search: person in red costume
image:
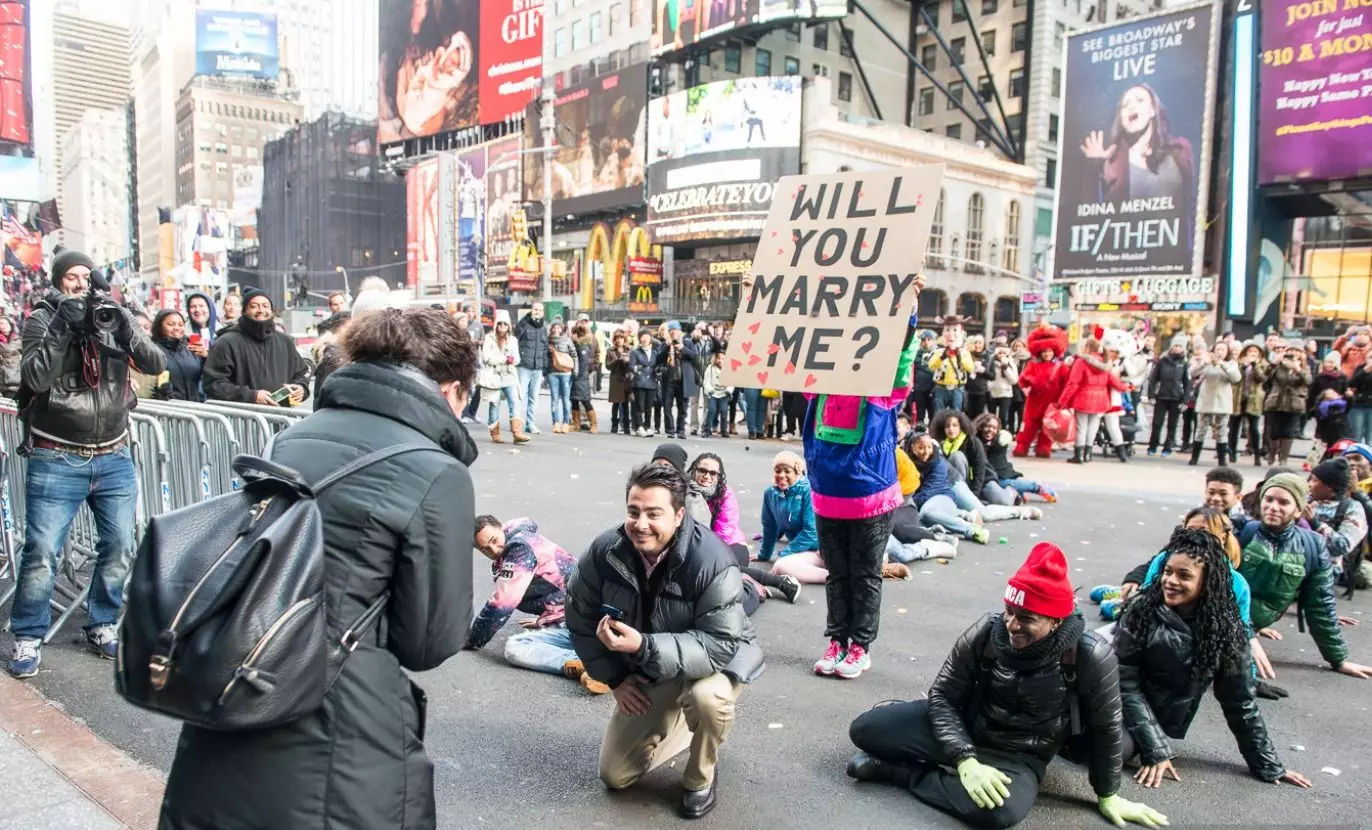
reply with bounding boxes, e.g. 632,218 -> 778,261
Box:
1015,326 -> 1069,458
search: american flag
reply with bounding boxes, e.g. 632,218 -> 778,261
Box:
0,213 -> 34,244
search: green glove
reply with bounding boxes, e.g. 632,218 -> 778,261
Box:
956,757 -> 1012,809
1099,794 -> 1169,828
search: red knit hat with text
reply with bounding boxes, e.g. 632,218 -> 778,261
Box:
1004,543 -> 1075,619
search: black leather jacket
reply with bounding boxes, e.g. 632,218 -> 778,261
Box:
1115,606 -> 1285,780
20,291 -> 164,448
928,613 -> 1125,799
1147,353 -> 1190,401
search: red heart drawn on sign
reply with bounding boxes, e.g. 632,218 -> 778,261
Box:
757,371 -> 769,385
748,321 -> 761,335
804,373 -> 818,388
777,248 -> 785,255
730,358 -> 742,371
767,343 -> 780,355
748,354 -> 762,366
740,341 -> 753,354
770,230 -> 778,238
784,362 -> 797,375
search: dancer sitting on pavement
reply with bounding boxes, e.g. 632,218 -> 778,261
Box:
972,413 -> 1057,506
467,516 -> 609,695
1306,458 -> 1368,595
1115,527 -> 1312,791
1013,325 -> 1069,459
906,432 -> 991,545
1343,443 -> 1372,494
757,450 -> 824,581
931,409 -> 991,494
890,436 -> 963,555
846,543 -> 1168,830
916,425 -> 1041,522
565,463 -> 765,819
1201,465 -> 1249,526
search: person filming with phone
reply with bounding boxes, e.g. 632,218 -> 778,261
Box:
8,249 -> 165,678
565,463 -> 765,820
203,288 -> 310,407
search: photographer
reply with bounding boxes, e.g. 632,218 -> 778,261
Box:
8,250 -> 164,678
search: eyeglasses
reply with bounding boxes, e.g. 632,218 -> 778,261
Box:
694,469 -> 720,480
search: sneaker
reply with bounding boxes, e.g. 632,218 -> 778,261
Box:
1037,485 -> 1058,504
85,624 -> 117,659
833,644 -> 870,679
1090,585 -> 1122,604
1100,598 -> 1123,621
8,638 -> 41,679
814,640 -> 846,676
1018,507 -> 1043,521
778,575 -> 803,604
1160,449 -> 1172,457
527,424 -> 541,435
969,527 -> 991,545
882,562 -> 911,580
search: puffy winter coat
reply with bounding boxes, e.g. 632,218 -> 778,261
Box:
565,515 -> 765,689
1115,606 -> 1285,781
571,334 -> 597,401
157,361 -> 478,830
478,333 -> 519,390
927,613 -> 1124,799
911,448 -> 957,509
153,336 -> 204,402
1059,354 -> 1128,415
1257,361 -> 1311,413
1147,353 -> 1190,401
1307,370 -> 1347,416
1349,364 -> 1372,408
982,430 -> 1020,481
514,315 -> 548,371
202,318 -> 310,404
466,518 -> 577,650
988,356 -> 1019,398
1238,521 -> 1347,667
758,477 -> 819,560
629,344 -> 660,390
1195,359 -> 1241,415
708,485 -> 746,547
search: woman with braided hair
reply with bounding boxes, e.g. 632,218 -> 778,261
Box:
1114,527 -> 1312,791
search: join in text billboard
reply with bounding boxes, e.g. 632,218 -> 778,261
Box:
1258,0 -> 1372,184
646,76 -> 802,244
195,10 -> 279,80
1050,2 -> 1219,281
523,66 -> 647,216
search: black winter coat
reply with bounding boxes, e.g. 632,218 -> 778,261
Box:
982,434 -> 1020,481
571,335 -> 596,402
202,318 -> 310,404
1308,370 -> 1348,417
153,337 -> 204,402
1148,353 -> 1190,401
1115,606 -> 1285,780
514,315 -> 548,371
1349,365 -> 1372,409
657,337 -> 702,398
928,613 -> 1124,798
158,362 -> 478,830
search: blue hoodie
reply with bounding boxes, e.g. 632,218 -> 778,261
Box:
758,476 -> 819,561
186,291 -> 219,343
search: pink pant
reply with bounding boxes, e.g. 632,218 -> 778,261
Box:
769,552 -> 827,584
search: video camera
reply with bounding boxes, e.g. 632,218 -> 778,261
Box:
81,282 -> 123,335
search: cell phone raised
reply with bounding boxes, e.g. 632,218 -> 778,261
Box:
270,386 -> 293,404
599,604 -> 626,622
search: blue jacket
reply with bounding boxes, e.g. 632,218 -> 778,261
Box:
758,476 -> 819,561
1142,551 -> 1253,631
911,450 -> 956,509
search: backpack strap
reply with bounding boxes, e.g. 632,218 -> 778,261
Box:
312,443 -> 447,494
1061,644 -> 1082,736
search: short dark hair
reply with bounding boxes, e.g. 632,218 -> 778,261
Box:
1205,466 -> 1244,491
341,307 -> 477,387
474,515 -> 501,536
328,292 -> 345,302
626,462 -> 687,511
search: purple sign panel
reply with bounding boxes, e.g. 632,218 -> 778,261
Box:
1259,0 -> 1372,184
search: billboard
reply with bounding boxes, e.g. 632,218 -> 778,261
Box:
379,0 -> 481,144
523,66 -> 647,216
479,0 -> 543,125
458,146 -> 486,291
646,76 -> 802,244
485,136 -> 521,289
1258,0 -> 1372,185
0,0 -> 31,147
231,164 -> 263,235
406,157 -> 440,290
1050,2 -> 1219,281
652,1 -> 848,55
195,10 -> 279,80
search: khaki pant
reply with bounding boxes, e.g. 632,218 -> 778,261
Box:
598,672 -> 741,792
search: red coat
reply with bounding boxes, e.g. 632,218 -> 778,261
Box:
1058,356 -> 1128,414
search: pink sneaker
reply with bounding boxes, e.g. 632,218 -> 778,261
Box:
834,644 -> 870,679
813,640 -> 846,676
1037,485 -> 1058,504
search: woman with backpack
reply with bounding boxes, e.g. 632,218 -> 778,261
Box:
157,307 -> 479,830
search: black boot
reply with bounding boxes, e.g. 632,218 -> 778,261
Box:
1216,442 -> 1229,467
1115,443 -> 1129,463
1084,446 -> 1094,463
1188,441 -> 1203,466
847,752 -> 916,787
1068,446 -> 1084,464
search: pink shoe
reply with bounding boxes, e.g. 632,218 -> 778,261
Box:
834,644 -> 870,679
814,640 -> 845,676
1037,485 -> 1058,504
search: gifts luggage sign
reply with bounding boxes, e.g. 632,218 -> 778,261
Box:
722,166 -> 944,396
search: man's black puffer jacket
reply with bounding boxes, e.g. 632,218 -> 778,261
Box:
927,612 -> 1125,798
1114,604 -> 1286,780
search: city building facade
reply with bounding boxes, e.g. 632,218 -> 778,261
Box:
173,77 -> 301,210
59,109 -> 132,270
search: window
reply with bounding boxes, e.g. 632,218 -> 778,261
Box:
919,288 -> 950,319
1012,21 -> 1028,51
927,190 -> 945,267
590,11 -> 603,43
230,144 -> 241,156
982,0 -> 998,12
966,193 -> 985,266
978,74 -> 994,101
946,123 -> 962,140
247,146 -> 259,159
921,44 -> 937,70
1007,112 -> 1023,138
609,2 -> 622,36
1045,158 -> 1057,189
1013,0 -> 1026,5
953,1 -> 967,23
1048,114 -> 1059,143
724,45 -> 741,73
812,62 -> 829,77
1004,200 -> 1022,273
555,0 -> 566,13
1051,67 -> 1062,97
951,37 -> 966,64
784,56 -> 800,75
982,29 -> 996,57
814,24 -> 828,50
629,0 -> 641,25
756,48 -> 772,75
1009,68 -> 1025,98
571,19 -> 585,50
215,142 -> 228,153
947,80 -> 964,110
786,22 -> 801,42
919,87 -> 935,116
957,293 -> 986,323
839,30 -> 853,57
838,71 -> 853,101
994,297 -> 1020,334
1055,22 -> 1066,49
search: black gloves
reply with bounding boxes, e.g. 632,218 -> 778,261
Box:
1255,680 -> 1289,700
56,297 -> 86,328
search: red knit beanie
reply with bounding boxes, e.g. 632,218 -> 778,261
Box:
1005,543 -> 1075,619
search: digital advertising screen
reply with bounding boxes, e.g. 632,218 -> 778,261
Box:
379,0 -> 481,144
479,0 -> 543,125
195,10 -> 280,80
645,76 -> 802,244
652,0 -> 756,57
485,136 -> 522,286
0,0 -> 31,148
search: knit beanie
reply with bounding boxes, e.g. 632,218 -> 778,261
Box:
652,443 -> 688,473
1312,458 -> 1351,496
241,287 -> 272,311
1260,472 -> 1308,514
1343,443 -> 1372,467
1169,333 -> 1189,352
50,249 -> 95,286
1005,543 -> 1076,619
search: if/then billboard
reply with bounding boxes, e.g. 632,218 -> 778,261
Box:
195,10 -> 279,80
646,76 -> 802,244
1258,0 -> 1372,185
1050,1 -> 1220,281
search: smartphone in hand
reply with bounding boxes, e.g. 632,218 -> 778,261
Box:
270,386 -> 293,404
600,604 -> 626,622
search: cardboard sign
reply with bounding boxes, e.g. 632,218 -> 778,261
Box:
721,166 -> 944,396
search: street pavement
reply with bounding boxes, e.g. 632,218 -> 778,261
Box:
6,411 -> 1372,829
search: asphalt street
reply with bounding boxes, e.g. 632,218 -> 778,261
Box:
8,426 -> 1372,830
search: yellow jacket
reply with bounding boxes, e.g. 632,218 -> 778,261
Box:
927,347 -> 975,389
897,447 -> 921,497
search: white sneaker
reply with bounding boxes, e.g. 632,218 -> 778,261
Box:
526,424 -> 541,435
8,638 -> 41,678
925,539 -> 958,560
1018,507 -> 1043,520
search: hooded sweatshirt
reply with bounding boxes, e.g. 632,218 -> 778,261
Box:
202,313 -> 310,403
758,476 -> 819,560
465,517 -> 579,650
185,291 -> 219,344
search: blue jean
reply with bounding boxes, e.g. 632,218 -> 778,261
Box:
704,396 -> 730,435
484,384 -> 519,426
517,366 -> 543,426
547,373 -> 572,425
742,388 -> 767,435
983,478 -> 1039,506
950,479 -> 1023,521
933,386 -> 964,413
10,446 -> 138,640
918,495 -> 976,538
502,624 -> 577,674
1351,406 -> 1372,444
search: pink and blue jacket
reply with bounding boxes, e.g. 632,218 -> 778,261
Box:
466,518 -> 578,649
802,335 -> 919,520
